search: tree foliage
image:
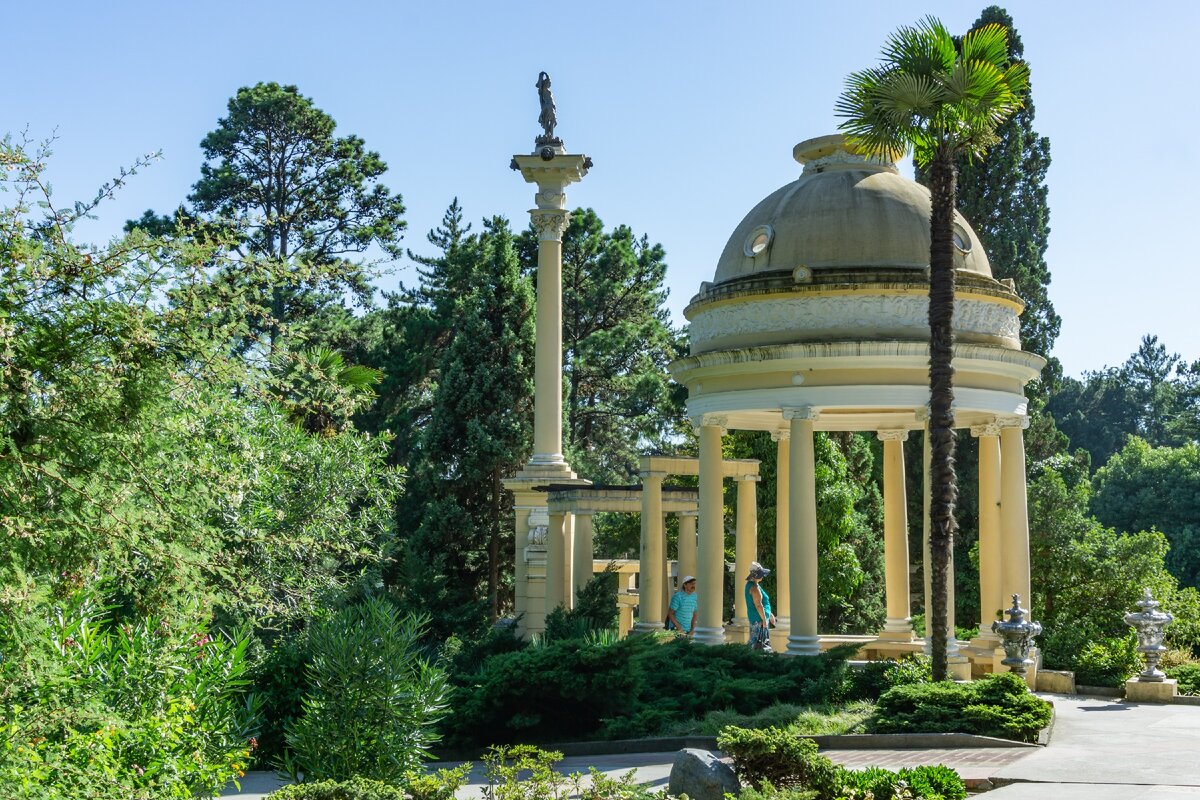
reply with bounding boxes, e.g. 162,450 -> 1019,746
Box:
128,82 -> 406,347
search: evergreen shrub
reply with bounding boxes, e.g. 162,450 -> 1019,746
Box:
845,656 -> 931,700
268,777 -> 406,800
282,598 -> 448,783
870,672 -> 1051,743
1166,663 -> 1200,695
445,636 -> 855,747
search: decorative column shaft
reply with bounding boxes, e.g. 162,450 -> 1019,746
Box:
786,408 -> 820,656
695,420 -> 727,645
676,511 -> 698,588
773,430 -> 791,634
974,423 -> 1003,641
634,473 -> 666,633
879,430 -> 912,640
1000,419 -> 1032,608
732,475 -> 760,641
572,512 -> 594,598
545,511 -> 569,612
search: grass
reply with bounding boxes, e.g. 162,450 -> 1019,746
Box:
660,700 -> 875,738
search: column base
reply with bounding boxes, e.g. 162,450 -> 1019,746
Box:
693,626 -> 727,646
948,655 -> 972,681
726,619 -> 750,645
770,618 -> 791,653
877,618 -> 914,641
969,631 -> 1001,650
785,634 -> 821,656
631,621 -> 665,635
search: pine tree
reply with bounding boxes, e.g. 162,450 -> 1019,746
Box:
395,217 -> 535,632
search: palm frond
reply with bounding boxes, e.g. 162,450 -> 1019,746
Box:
960,22 -> 1010,68
882,16 -> 956,77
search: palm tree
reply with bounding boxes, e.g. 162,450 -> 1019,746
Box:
836,17 -> 1029,681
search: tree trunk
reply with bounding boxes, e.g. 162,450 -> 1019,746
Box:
927,153 -> 959,682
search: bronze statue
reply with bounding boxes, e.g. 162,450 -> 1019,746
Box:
536,71 -> 557,141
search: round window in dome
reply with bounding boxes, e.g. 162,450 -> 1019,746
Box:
744,225 -> 773,258
952,225 -> 972,253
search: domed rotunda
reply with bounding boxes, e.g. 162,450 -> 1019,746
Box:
669,134 -> 1044,675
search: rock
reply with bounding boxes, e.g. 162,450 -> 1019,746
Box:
668,748 -> 740,800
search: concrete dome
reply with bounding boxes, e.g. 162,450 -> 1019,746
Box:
714,135 -> 990,285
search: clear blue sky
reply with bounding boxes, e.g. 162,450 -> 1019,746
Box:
10,1 -> 1199,378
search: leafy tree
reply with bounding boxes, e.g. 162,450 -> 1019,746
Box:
1,135 -> 400,631
1092,438 -> 1200,587
517,208 -> 686,484
128,82 -> 406,348
837,16 -> 1029,679
1048,335 -> 1200,467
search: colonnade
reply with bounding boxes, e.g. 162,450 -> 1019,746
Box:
683,409 -> 1032,655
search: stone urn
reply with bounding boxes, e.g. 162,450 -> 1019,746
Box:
1124,588 -> 1174,682
992,594 -> 1042,676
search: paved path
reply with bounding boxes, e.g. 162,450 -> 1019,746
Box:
223,693 -> 1200,798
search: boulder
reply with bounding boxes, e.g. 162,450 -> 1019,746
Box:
668,748 -> 740,800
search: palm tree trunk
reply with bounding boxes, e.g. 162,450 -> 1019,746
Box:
927,153 -> 959,682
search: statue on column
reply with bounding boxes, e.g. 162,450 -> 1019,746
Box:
535,72 -> 563,153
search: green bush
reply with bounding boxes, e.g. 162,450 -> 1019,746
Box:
836,764 -> 965,800
0,590 -> 259,800
716,726 -> 841,796
734,780 -> 819,800
663,701 -> 873,738
845,656 -> 930,700
268,777 -> 406,800
1072,635 -> 1141,687
445,635 -> 855,747
870,672 -> 1051,743
282,598 -> 448,783
1166,663 -> 1200,695
402,763 -> 472,800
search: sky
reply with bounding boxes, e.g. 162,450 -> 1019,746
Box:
8,1 -> 1199,378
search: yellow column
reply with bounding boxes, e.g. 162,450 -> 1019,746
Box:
772,430 -> 791,648
1000,418 -> 1032,607
513,506 -> 533,620
634,472 -> 666,632
572,512 -> 594,599
973,423 -> 1003,643
731,475 -> 760,643
545,511 -> 568,612
676,511 -> 698,588
878,430 -> 913,640
529,215 -> 567,466
695,419 -> 727,645
785,408 -> 820,656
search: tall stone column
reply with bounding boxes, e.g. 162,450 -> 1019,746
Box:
506,138 -> 592,639
878,430 -> 913,640
999,418 -> 1032,607
634,472 -> 666,633
972,422 -> 1003,644
572,512 -> 594,598
695,418 -> 727,645
731,475 -> 760,643
771,429 -> 791,650
785,408 -> 820,656
676,511 -> 698,587
545,511 -> 569,613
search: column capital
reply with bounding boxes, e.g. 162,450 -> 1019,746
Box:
638,470 -> 668,483
970,420 -> 1003,438
529,208 -> 570,241
770,428 -> 790,442
876,429 -> 909,442
511,153 -> 591,188
676,509 -> 699,517
782,406 -> 820,422
997,415 -> 1031,430
690,413 -> 728,434
736,474 -> 762,482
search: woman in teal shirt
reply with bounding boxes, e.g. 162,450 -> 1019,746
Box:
745,562 -> 776,652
